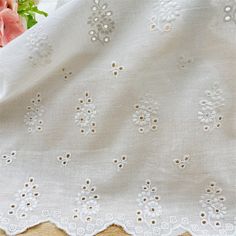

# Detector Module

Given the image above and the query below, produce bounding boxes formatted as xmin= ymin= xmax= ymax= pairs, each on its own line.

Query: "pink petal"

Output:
xmin=0 ymin=8 xmax=24 ymax=47
xmin=0 ymin=0 xmax=7 ymax=11
xmin=7 ymin=0 xmax=17 ymax=12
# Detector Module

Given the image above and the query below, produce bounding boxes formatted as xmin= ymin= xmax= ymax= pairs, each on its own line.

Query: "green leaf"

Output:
xmin=17 ymin=0 xmax=48 ymax=29
xmin=26 ymin=14 xmax=37 ymax=28
xmin=31 ymin=7 xmax=48 ymax=17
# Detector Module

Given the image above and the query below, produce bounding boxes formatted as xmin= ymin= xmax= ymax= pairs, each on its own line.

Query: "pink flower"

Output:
xmin=0 ymin=0 xmax=17 ymax=12
xmin=0 ymin=0 xmax=25 ymax=47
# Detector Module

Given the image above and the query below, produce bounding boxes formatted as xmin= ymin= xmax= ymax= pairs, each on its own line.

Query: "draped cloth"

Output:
xmin=0 ymin=0 xmax=236 ymax=235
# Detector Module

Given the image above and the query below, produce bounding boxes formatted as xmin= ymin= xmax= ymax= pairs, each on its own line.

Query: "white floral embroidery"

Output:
xmin=178 ymin=55 xmax=193 ymax=69
xmin=24 ymin=93 xmax=45 ymax=133
xmin=73 ymin=179 xmax=100 ymax=223
xmin=57 ymin=153 xmax=71 ymax=167
xmin=133 ymin=95 xmax=159 ymax=133
xmin=8 ymin=177 xmax=40 ymax=219
xmin=113 ymin=155 xmax=127 ymax=171
xmin=149 ymin=0 xmax=180 ymax=33
xmin=75 ymin=91 xmax=96 ymax=135
xmin=88 ymin=0 xmax=115 ymax=44
xmin=173 ymin=154 xmax=190 ymax=169
xmin=61 ymin=68 xmax=73 ymax=80
xmin=136 ymin=180 xmax=162 ymax=227
xmin=27 ymin=28 xmax=53 ymax=66
xmin=199 ymin=182 xmax=227 ymax=229
xmin=111 ymin=61 xmax=124 ymax=78
xmin=1 ymin=151 xmax=16 ymax=166
xmin=223 ymin=3 xmax=236 ymax=24
xmin=198 ymin=83 xmax=224 ymax=132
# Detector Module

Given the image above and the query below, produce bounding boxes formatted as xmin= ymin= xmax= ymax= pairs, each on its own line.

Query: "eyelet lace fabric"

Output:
xmin=0 ymin=0 xmax=236 ymax=236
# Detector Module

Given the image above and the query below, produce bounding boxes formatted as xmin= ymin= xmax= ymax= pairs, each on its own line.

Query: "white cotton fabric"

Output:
xmin=0 ymin=0 xmax=236 ymax=235
xmin=36 ymin=0 xmax=58 ymax=21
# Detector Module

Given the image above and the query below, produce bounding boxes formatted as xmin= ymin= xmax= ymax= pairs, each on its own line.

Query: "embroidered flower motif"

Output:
xmin=198 ymin=83 xmax=224 ymax=132
xmin=199 ymin=182 xmax=227 ymax=229
xmin=1 ymin=151 xmax=16 ymax=166
xmin=178 ymin=55 xmax=193 ymax=69
xmin=24 ymin=93 xmax=45 ymax=133
xmin=81 ymin=199 xmax=100 ymax=215
xmin=57 ymin=152 xmax=71 ymax=167
xmin=111 ymin=61 xmax=124 ymax=78
xmin=113 ymin=155 xmax=127 ymax=171
xmin=173 ymin=154 xmax=190 ymax=169
xmin=208 ymin=202 xmax=227 ymax=220
xmin=159 ymin=0 xmax=180 ymax=22
xmin=75 ymin=91 xmax=96 ymax=135
xmin=198 ymin=108 xmax=217 ymax=124
xmin=149 ymin=0 xmax=180 ymax=33
xmin=223 ymin=3 xmax=236 ymax=24
xmin=73 ymin=179 xmax=100 ymax=222
xmin=27 ymin=28 xmax=53 ymax=66
xmin=136 ymin=180 xmax=162 ymax=227
xmin=143 ymin=201 xmax=162 ymax=219
xmin=61 ymin=68 xmax=73 ymax=80
xmin=18 ymin=195 xmax=38 ymax=212
xmin=8 ymin=177 xmax=39 ymax=219
xmin=133 ymin=95 xmax=159 ymax=133
xmin=88 ymin=0 xmax=115 ymax=44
